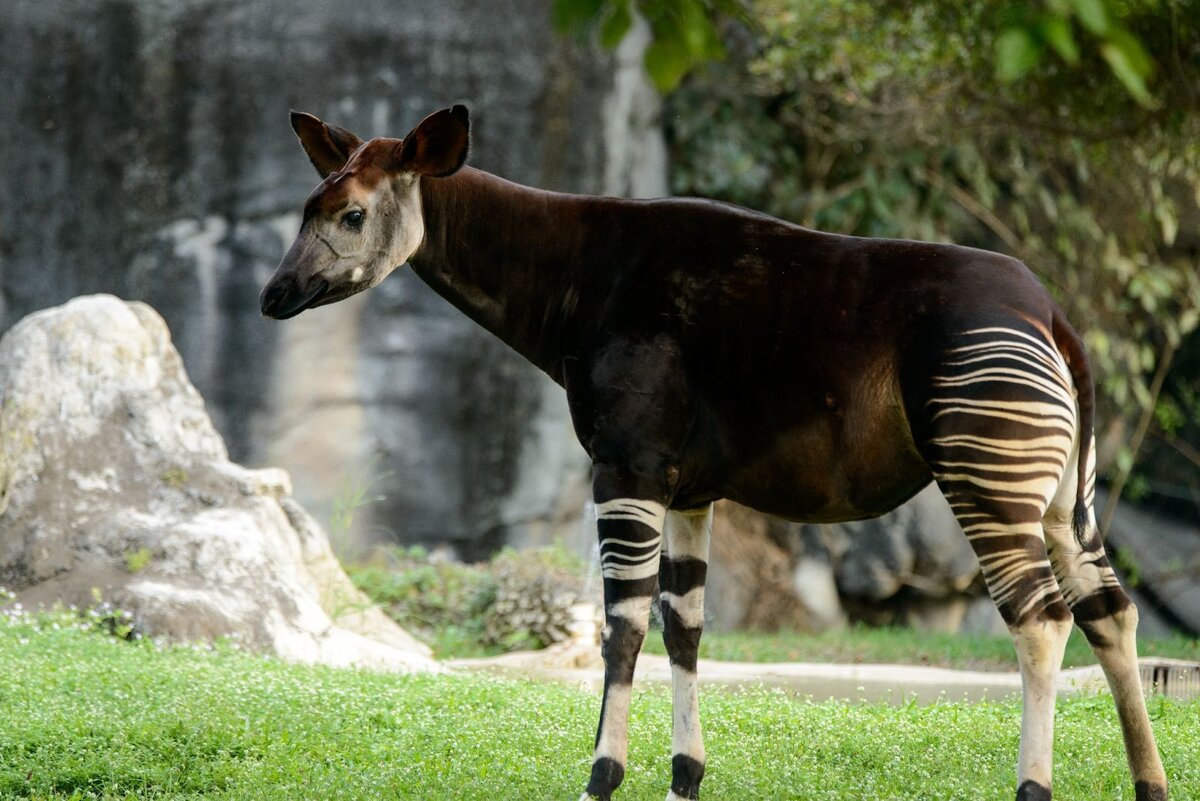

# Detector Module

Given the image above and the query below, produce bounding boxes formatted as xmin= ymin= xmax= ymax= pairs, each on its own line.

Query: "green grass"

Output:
xmin=639 ymin=625 xmax=1200 ymax=672
xmin=0 ymin=621 xmax=1197 ymax=800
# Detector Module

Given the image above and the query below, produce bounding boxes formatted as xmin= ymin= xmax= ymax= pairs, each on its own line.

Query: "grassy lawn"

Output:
xmin=0 ymin=621 xmax=1197 ymax=800
xmin=640 ymin=625 xmax=1200 ymax=672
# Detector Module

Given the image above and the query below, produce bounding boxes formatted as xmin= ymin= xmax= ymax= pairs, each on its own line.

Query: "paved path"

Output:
xmin=447 ymin=646 xmax=1114 ymax=704
xmin=450 ymin=644 xmax=1200 ymax=703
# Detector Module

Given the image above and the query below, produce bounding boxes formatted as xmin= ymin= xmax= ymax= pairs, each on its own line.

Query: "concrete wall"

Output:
xmin=0 ymin=0 xmax=667 ymax=558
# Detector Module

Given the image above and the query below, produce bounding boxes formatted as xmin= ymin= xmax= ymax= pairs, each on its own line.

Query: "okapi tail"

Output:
xmin=1052 ymin=311 xmax=1095 ymax=544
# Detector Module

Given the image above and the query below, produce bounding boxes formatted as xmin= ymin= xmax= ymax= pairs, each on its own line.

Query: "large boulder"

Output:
xmin=0 ymin=295 xmax=435 ymax=671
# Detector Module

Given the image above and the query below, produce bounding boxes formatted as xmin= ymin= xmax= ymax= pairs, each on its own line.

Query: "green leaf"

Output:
xmin=1039 ymin=17 xmax=1079 ymax=64
xmin=598 ymin=1 xmax=633 ymax=50
xmin=1106 ymin=27 xmax=1155 ymax=79
xmin=1101 ymin=42 xmax=1153 ymax=106
xmin=677 ymin=0 xmax=718 ymax=56
xmin=1115 ymin=445 xmax=1134 ymax=474
xmin=644 ymin=34 xmax=692 ymax=92
xmin=1071 ymin=0 xmax=1108 ymax=35
xmin=1155 ymin=199 xmax=1178 ymax=246
xmin=552 ymin=0 xmax=605 ymax=34
xmin=1180 ymin=308 xmax=1200 ymax=335
xmin=995 ymin=28 xmax=1042 ymax=83
xmin=1131 ymin=377 xmax=1153 ymax=410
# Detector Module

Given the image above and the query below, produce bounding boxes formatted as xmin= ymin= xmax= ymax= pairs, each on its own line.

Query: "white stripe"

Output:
xmin=932 ymin=459 xmax=1066 ymax=474
xmin=599 ymin=535 xmax=663 ymax=551
xmin=930 ymin=405 xmax=1075 ymax=431
xmin=601 ymin=561 xmax=661 ymax=581
xmin=947 ymin=338 xmax=1067 ymax=378
xmin=932 ymin=369 xmax=1073 ymax=405
xmin=664 ymin=507 xmax=712 ymax=561
xmin=601 ymin=551 xmax=659 ymax=566
xmin=660 ymin=588 xmax=706 ymax=629
xmin=596 ymin=498 xmax=666 ymax=531
xmin=594 ymin=683 xmax=632 ymax=762
xmin=671 ymin=664 xmax=704 ymax=763
xmin=606 ymin=597 xmax=652 ymax=632
xmin=955 ymin=326 xmax=1067 ymax=366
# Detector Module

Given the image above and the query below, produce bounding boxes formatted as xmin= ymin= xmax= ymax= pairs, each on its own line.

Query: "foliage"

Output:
xmin=0 ymin=587 xmax=143 ymax=642
xmin=348 ymin=546 xmax=497 ymax=656
xmin=1 ymin=622 xmax=1199 ymax=799
xmin=556 ymin=0 xmax=1190 ymax=104
xmin=991 ymin=0 xmax=1161 ymax=104
xmin=553 ymin=0 xmax=747 ymax=90
xmin=123 ymin=547 xmax=153 ymax=574
xmin=327 ymin=458 xmax=390 ymax=560
xmin=660 ymin=1 xmax=1200 ymax=511
xmin=483 ymin=548 xmax=593 ymax=652
xmin=347 ymin=545 xmax=590 ymax=658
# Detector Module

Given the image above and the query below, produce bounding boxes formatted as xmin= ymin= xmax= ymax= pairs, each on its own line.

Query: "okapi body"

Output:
xmin=260 ymin=106 xmax=1168 ymax=801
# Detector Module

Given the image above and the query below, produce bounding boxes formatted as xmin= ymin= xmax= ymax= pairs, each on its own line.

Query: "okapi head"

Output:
xmin=259 ymin=105 xmax=470 ymax=319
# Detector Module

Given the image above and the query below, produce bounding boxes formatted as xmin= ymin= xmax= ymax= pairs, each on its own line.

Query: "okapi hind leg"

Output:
xmin=1042 ymin=460 xmax=1168 ymax=800
xmin=659 ymin=506 xmax=712 ymax=801
xmin=939 ymin=495 xmax=1073 ymax=800
xmin=919 ymin=322 xmax=1089 ymax=799
xmin=582 ymin=466 xmax=668 ymax=801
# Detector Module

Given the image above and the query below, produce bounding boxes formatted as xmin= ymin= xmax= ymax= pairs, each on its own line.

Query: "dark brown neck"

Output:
xmin=408 ymin=167 xmax=590 ymax=381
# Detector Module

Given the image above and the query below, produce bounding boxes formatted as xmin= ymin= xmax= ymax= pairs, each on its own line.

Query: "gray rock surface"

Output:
xmin=1102 ymin=490 xmax=1200 ymax=637
xmin=0 ymin=295 xmax=435 ymax=671
xmin=709 ymin=485 xmax=993 ymax=634
xmin=828 ymin=484 xmax=979 ymax=602
xmin=0 ymin=0 xmax=664 ymax=557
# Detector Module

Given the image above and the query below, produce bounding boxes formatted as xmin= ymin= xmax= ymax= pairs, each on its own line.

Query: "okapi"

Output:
xmin=260 ymin=105 xmax=1168 ymax=801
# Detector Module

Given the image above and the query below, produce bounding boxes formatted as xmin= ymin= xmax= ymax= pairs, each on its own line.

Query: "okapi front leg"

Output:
xmin=582 ymin=481 xmax=667 ymax=801
xmin=660 ymin=506 xmax=712 ymax=801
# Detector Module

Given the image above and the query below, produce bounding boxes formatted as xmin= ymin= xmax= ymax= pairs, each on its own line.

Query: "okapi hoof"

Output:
xmin=667 ymin=754 xmax=704 ymax=799
xmin=1135 ymin=781 xmax=1168 ymax=801
xmin=1016 ymin=780 xmax=1052 ymax=801
xmin=583 ymin=757 xmax=624 ymax=801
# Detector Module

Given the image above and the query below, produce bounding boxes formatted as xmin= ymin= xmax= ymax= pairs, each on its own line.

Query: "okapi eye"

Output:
xmin=342 ymin=209 xmax=364 ymax=229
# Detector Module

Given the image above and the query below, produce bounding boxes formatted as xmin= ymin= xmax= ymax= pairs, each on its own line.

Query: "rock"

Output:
xmin=791 ymin=558 xmax=846 ymax=631
xmin=830 ymin=484 xmax=978 ymax=602
xmin=0 ymin=295 xmax=435 ymax=672
xmin=708 ymin=503 xmax=818 ymax=632
xmin=960 ymin=595 xmax=1009 ymax=636
xmin=1101 ymin=489 xmax=1200 ymax=637
xmin=0 ymin=0 xmax=662 ymax=558
xmin=708 ymin=485 xmax=989 ymax=634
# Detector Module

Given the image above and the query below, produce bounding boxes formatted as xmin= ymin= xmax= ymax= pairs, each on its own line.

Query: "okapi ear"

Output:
xmin=290 ymin=111 xmax=364 ymax=178
xmin=393 ymin=105 xmax=470 ymax=178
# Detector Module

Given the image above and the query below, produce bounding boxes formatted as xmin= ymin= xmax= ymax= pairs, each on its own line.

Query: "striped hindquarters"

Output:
xmin=924 ymin=325 xmax=1079 ymax=623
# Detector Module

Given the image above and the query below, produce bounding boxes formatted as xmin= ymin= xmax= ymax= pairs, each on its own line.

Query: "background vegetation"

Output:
xmin=350 ymin=548 xmax=1200 ymax=667
xmin=559 ymin=0 xmax=1200 ymax=530
xmin=348 ymin=546 xmax=591 ymax=658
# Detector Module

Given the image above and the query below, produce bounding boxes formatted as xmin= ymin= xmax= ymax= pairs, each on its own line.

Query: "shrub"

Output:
xmin=348 ymin=545 xmax=592 ymax=657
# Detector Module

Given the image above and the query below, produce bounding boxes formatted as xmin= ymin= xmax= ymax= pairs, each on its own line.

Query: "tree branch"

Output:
xmin=1100 ymin=341 xmax=1179 ymax=537
xmin=918 ymin=167 xmax=1028 ymax=260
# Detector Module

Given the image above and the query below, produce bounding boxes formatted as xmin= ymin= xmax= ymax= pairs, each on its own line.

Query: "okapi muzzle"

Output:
xmin=262 ymin=103 xmax=1169 ymax=801
xmin=259 ymin=229 xmax=333 ymax=319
